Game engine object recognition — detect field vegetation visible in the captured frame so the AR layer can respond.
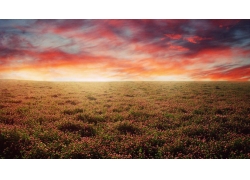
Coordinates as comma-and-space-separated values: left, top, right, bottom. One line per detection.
0, 80, 250, 158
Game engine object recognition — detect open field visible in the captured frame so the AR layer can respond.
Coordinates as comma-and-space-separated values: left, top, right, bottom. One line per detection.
0, 80, 250, 158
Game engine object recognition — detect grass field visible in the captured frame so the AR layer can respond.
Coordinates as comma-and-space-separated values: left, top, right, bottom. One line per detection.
0, 79, 250, 158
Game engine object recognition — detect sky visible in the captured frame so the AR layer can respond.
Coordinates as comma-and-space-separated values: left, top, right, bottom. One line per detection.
0, 19, 250, 81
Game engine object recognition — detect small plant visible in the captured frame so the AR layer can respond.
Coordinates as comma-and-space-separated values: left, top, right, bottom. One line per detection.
113, 114, 124, 121
65, 100, 78, 105
8, 100, 22, 104
124, 94, 134, 97
0, 116, 14, 125
0, 105, 6, 109
179, 108, 187, 113
87, 96, 96, 101
63, 108, 84, 115
129, 110, 151, 120
17, 107, 29, 115
51, 94, 59, 98
164, 113, 174, 119
215, 108, 233, 115
193, 109, 204, 115
0, 127, 31, 158
77, 114, 104, 124
116, 121, 140, 135
112, 108, 123, 113
58, 121, 96, 137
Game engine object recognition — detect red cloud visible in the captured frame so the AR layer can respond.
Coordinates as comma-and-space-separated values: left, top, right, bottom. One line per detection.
209, 19, 241, 28
183, 47, 236, 62
184, 36, 211, 44
133, 42, 188, 56
1, 20, 250, 81
165, 34, 182, 40
192, 65, 250, 81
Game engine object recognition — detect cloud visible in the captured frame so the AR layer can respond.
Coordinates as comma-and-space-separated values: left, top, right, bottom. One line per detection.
0, 19, 250, 81
165, 34, 182, 40
184, 35, 211, 44
191, 64, 250, 81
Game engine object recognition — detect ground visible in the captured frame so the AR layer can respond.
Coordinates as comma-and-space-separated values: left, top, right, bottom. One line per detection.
0, 80, 250, 158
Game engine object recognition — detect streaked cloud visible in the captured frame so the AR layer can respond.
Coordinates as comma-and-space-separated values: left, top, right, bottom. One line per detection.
0, 19, 250, 81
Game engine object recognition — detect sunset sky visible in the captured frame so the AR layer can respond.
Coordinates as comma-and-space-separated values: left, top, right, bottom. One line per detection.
0, 19, 250, 81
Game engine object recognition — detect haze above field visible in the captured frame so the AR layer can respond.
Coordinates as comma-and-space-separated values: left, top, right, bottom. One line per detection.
0, 19, 250, 81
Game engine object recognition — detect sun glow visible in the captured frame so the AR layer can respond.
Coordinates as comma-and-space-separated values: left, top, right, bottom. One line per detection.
51, 76, 118, 82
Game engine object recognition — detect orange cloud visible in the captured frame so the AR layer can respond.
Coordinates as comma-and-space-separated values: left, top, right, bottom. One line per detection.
1, 20, 250, 81
184, 36, 211, 44
165, 34, 182, 40
192, 65, 250, 81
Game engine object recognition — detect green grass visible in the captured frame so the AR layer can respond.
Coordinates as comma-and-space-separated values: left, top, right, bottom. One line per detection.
116, 121, 141, 135
0, 80, 249, 158
57, 120, 96, 137
63, 108, 84, 115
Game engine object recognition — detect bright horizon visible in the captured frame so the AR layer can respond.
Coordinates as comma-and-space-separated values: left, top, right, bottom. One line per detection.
0, 19, 250, 81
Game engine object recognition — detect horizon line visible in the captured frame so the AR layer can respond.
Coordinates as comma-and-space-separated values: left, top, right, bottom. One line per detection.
0, 78, 249, 83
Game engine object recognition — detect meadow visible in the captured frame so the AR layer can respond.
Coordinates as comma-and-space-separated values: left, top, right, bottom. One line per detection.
0, 79, 250, 158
